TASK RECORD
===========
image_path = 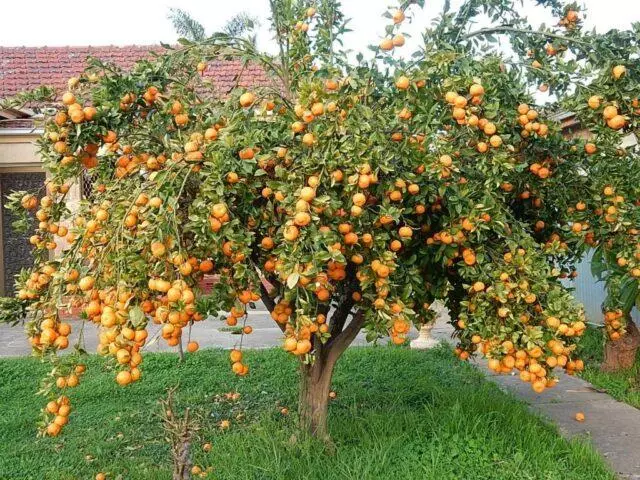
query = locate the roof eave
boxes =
[0,127,42,136]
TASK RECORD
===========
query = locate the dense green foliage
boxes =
[3,0,640,438]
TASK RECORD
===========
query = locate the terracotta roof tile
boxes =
[0,45,272,100]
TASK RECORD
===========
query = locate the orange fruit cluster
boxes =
[604,310,626,340]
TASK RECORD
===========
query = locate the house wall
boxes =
[0,131,43,169]
[567,252,640,325]
[0,129,81,294]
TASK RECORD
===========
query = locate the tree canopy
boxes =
[4,0,640,439]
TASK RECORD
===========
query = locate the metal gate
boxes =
[0,172,46,296]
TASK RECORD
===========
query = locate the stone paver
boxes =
[1,305,639,478]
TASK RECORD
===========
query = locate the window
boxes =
[81,170,95,200]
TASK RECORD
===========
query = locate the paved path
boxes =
[1,306,639,479]
[0,303,376,357]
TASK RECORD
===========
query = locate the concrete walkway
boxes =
[0,304,378,357]
[1,307,639,478]
[0,309,279,356]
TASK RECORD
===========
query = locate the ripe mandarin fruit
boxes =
[239,92,256,107]
[612,65,626,79]
[395,76,410,90]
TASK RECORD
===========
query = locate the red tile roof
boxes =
[0,45,273,100]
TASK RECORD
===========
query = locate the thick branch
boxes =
[328,262,358,337]
[259,282,276,311]
[259,282,286,333]
[326,310,365,365]
[250,252,285,332]
[329,296,354,338]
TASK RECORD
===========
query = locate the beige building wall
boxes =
[0,131,42,168]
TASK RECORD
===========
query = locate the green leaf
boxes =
[619,278,639,314]
[287,272,300,290]
[590,246,606,281]
[129,306,146,328]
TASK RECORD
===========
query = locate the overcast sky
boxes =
[1,0,639,57]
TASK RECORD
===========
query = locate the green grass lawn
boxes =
[0,346,614,480]
[578,326,640,409]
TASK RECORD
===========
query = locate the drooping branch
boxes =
[463,26,591,47]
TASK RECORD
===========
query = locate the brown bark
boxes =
[299,354,334,441]
[172,435,192,480]
[159,389,195,480]
[298,311,365,441]
[177,336,185,363]
[256,262,365,441]
[602,317,640,372]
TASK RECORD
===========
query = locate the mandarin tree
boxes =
[4,0,640,442]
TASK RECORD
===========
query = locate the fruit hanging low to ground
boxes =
[3,0,639,440]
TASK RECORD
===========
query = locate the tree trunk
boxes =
[172,438,192,480]
[299,354,334,441]
[296,312,365,441]
[177,336,185,363]
[602,317,640,372]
